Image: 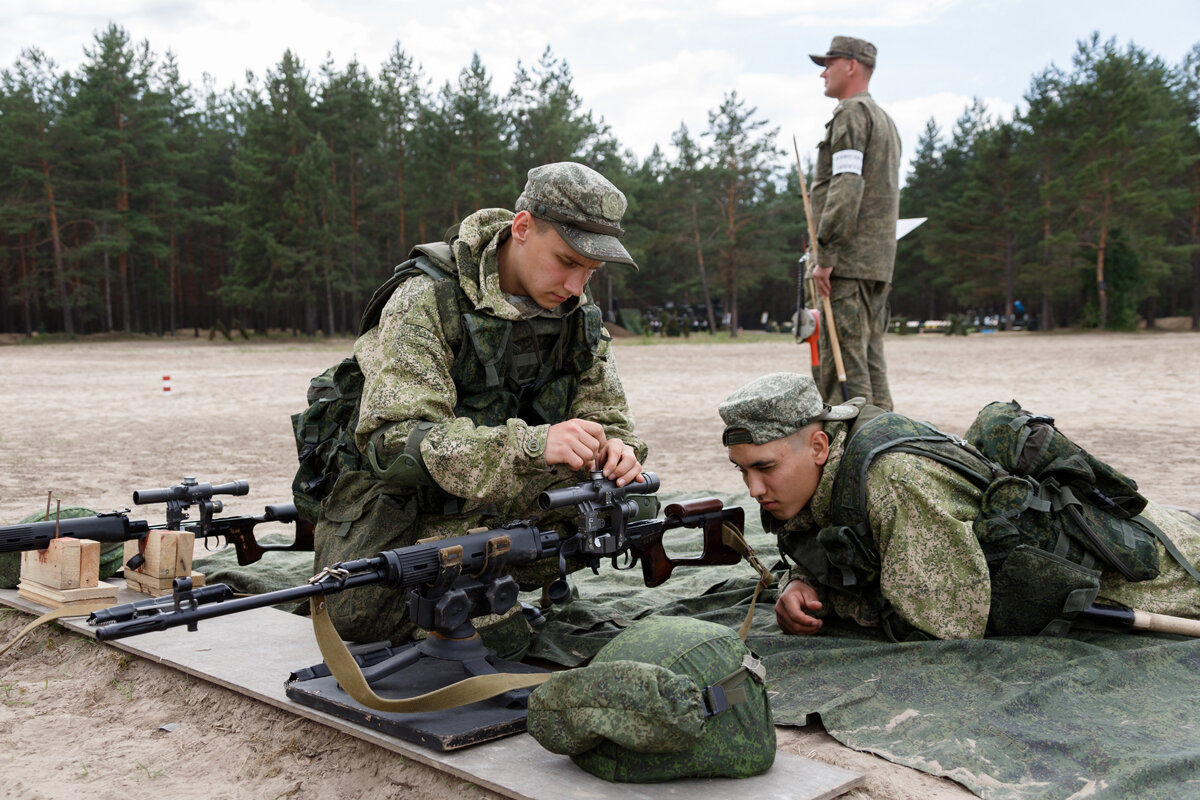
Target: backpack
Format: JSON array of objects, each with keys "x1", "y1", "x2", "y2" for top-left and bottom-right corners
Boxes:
[
  {"x1": 290, "y1": 245, "x2": 459, "y2": 523},
  {"x1": 526, "y1": 616, "x2": 775, "y2": 782},
  {"x1": 794, "y1": 400, "x2": 1197, "y2": 639}
]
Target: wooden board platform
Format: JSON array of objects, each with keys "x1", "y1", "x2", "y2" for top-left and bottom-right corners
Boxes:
[{"x1": 0, "y1": 584, "x2": 863, "y2": 800}]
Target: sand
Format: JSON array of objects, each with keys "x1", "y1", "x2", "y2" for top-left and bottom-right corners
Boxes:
[{"x1": 1, "y1": 327, "x2": 1197, "y2": 799}]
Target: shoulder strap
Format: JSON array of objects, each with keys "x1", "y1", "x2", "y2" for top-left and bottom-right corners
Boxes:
[
  {"x1": 358, "y1": 243, "x2": 459, "y2": 336},
  {"x1": 309, "y1": 596, "x2": 549, "y2": 712},
  {"x1": 832, "y1": 411, "x2": 998, "y2": 531}
]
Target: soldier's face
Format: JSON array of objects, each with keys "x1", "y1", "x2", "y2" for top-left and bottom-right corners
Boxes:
[
  {"x1": 728, "y1": 426, "x2": 829, "y2": 520},
  {"x1": 820, "y1": 57, "x2": 852, "y2": 99},
  {"x1": 504, "y1": 212, "x2": 601, "y2": 310}
]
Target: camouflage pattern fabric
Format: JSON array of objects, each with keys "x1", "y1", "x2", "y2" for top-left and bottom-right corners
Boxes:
[
  {"x1": 524, "y1": 489, "x2": 1200, "y2": 800},
  {"x1": 810, "y1": 90, "x2": 900, "y2": 410},
  {"x1": 528, "y1": 659, "x2": 707, "y2": 754},
  {"x1": 772, "y1": 427, "x2": 1200, "y2": 640},
  {"x1": 718, "y1": 370, "x2": 860, "y2": 446},
  {"x1": 810, "y1": 91, "x2": 901, "y2": 282},
  {"x1": 528, "y1": 615, "x2": 775, "y2": 782},
  {"x1": 816, "y1": 276, "x2": 893, "y2": 410},
  {"x1": 318, "y1": 207, "x2": 644, "y2": 644}
]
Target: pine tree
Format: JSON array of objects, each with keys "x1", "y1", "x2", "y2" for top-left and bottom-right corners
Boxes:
[
  {"x1": 0, "y1": 48, "x2": 77, "y2": 334},
  {"x1": 702, "y1": 91, "x2": 784, "y2": 335},
  {"x1": 372, "y1": 43, "x2": 427, "y2": 266}
]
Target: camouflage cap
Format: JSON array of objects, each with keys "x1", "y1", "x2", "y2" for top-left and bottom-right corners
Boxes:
[
  {"x1": 516, "y1": 162, "x2": 638, "y2": 270},
  {"x1": 809, "y1": 35, "x2": 878, "y2": 69},
  {"x1": 719, "y1": 372, "x2": 860, "y2": 446}
]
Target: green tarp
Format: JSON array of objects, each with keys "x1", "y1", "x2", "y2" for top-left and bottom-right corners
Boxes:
[{"x1": 198, "y1": 491, "x2": 1200, "y2": 799}]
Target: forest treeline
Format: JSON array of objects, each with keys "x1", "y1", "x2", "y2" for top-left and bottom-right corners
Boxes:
[{"x1": 1, "y1": 25, "x2": 1197, "y2": 337}]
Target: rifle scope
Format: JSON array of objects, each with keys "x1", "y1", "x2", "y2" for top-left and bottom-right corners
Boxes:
[
  {"x1": 133, "y1": 478, "x2": 250, "y2": 506},
  {"x1": 537, "y1": 471, "x2": 660, "y2": 512}
]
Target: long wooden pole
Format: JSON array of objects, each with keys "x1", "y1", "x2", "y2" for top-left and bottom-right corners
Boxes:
[{"x1": 793, "y1": 135, "x2": 849, "y2": 401}]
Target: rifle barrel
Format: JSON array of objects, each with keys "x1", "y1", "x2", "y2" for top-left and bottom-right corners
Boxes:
[{"x1": 0, "y1": 514, "x2": 149, "y2": 554}]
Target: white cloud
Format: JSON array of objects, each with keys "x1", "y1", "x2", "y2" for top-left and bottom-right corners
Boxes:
[{"x1": 710, "y1": 0, "x2": 966, "y2": 25}]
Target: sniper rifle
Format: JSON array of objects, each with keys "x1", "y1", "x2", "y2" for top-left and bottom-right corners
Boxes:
[
  {"x1": 88, "y1": 470, "x2": 752, "y2": 642},
  {"x1": 0, "y1": 477, "x2": 313, "y2": 567}
]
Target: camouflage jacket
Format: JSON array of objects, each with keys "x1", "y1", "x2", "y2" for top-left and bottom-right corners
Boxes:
[
  {"x1": 771, "y1": 422, "x2": 1200, "y2": 639},
  {"x1": 353, "y1": 208, "x2": 646, "y2": 508},
  {"x1": 810, "y1": 91, "x2": 901, "y2": 283}
]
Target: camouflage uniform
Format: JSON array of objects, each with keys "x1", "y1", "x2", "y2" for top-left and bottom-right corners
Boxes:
[
  {"x1": 721, "y1": 372, "x2": 1200, "y2": 640},
  {"x1": 810, "y1": 64, "x2": 901, "y2": 409},
  {"x1": 770, "y1": 420, "x2": 1200, "y2": 640},
  {"x1": 316, "y1": 166, "x2": 646, "y2": 645}
]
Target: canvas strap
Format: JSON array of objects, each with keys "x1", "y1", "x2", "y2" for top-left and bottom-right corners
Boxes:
[
  {"x1": 0, "y1": 601, "x2": 116, "y2": 658},
  {"x1": 309, "y1": 595, "x2": 551, "y2": 713},
  {"x1": 719, "y1": 521, "x2": 776, "y2": 640}
]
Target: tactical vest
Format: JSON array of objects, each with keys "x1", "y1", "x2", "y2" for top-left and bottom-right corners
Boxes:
[
  {"x1": 291, "y1": 240, "x2": 605, "y2": 522},
  {"x1": 781, "y1": 402, "x2": 1191, "y2": 640}
]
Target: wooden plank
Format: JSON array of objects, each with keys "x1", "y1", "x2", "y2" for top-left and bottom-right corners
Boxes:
[
  {"x1": 0, "y1": 586, "x2": 863, "y2": 800},
  {"x1": 123, "y1": 568, "x2": 206, "y2": 597},
  {"x1": 20, "y1": 537, "x2": 100, "y2": 589},
  {"x1": 124, "y1": 530, "x2": 194, "y2": 579},
  {"x1": 16, "y1": 580, "x2": 118, "y2": 608}
]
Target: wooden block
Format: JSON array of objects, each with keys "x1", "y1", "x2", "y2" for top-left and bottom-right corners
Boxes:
[
  {"x1": 124, "y1": 531, "x2": 195, "y2": 579},
  {"x1": 17, "y1": 579, "x2": 118, "y2": 609},
  {"x1": 20, "y1": 538, "x2": 101, "y2": 590},
  {"x1": 123, "y1": 569, "x2": 206, "y2": 597}
]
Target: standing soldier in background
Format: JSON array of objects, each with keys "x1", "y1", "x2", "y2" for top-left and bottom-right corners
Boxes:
[{"x1": 809, "y1": 36, "x2": 901, "y2": 410}]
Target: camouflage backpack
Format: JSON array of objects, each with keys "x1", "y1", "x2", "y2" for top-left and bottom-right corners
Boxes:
[
  {"x1": 526, "y1": 616, "x2": 776, "y2": 782},
  {"x1": 290, "y1": 243, "x2": 460, "y2": 523}
]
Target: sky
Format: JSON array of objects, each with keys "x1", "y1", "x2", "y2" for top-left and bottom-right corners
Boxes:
[{"x1": 3, "y1": 0, "x2": 1199, "y2": 184}]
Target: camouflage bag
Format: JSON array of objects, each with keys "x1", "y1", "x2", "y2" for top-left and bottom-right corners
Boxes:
[
  {"x1": 526, "y1": 616, "x2": 775, "y2": 782},
  {"x1": 966, "y1": 400, "x2": 1163, "y2": 583},
  {"x1": 290, "y1": 246, "x2": 459, "y2": 523}
]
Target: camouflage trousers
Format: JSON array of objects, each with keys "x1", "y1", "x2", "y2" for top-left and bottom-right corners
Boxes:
[
  {"x1": 312, "y1": 468, "x2": 580, "y2": 659},
  {"x1": 816, "y1": 277, "x2": 893, "y2": 411}
]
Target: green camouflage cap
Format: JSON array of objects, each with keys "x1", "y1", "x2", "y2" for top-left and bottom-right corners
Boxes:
[
  {"x1": 809, "y1": 35, "x2": 878, "y2": 68},
  {"x1": 719, "y1": 372, "x2": 860, "y2": 446},
  {"x1": 516, "y1": 162, "x2": 638, "y2": 270}
]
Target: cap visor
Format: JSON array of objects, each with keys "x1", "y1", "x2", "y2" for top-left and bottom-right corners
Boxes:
[
  {"x1": 551, "y1": 221, "x2": 639, "y2": 270},
  {"x1": 822, "y1": 403, "x2": 861, "y2": 421},
  {"x1": 809, "y1": 54, "x2": 829, "y2": 66}
]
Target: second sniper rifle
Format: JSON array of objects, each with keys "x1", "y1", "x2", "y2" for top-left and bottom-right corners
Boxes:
[
  {"x1": 0, "y1": 477, "x2": 313, "y2": 567},
  {"x1": 89, "y1": 470, "x2": 748, "y2": 643}
]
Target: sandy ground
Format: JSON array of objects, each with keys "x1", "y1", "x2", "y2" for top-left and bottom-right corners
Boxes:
[{"x1": 1, "y1": 327, "x2": 1198, "y2": 800}]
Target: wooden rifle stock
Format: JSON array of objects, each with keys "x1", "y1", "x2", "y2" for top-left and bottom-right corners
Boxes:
[{"x1": 632, "y1": 498, "x2": 745, "y2": 587}]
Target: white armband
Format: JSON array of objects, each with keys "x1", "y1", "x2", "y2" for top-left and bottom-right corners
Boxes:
[{"x1": 832, "y1": 149, "x2": 864, "y2": 176}]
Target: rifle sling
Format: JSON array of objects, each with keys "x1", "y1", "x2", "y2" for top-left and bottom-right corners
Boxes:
[
  {"x1": 1, "y1": 601, "x2": 117, "y2": 658},
  {"x1": 720, "y1": 521, "x2": 775, "y2": 641},
  {"x1": 309, "y1": 596, "x2": 551, "y2": 713}
]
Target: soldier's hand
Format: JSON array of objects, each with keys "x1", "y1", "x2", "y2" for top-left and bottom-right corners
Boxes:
[
  {"x1": 813, "y1": 265, "x2": 833, "y2": 298},
  {"x1": 596, "y1": 438, "x2": 644, "y2": 487},
  {"x1": 545, "y1": 419, "x2": 606, "y2": 471},
  {"x1": 776, "y1": 579, "x2": 824, "y2": 635}
]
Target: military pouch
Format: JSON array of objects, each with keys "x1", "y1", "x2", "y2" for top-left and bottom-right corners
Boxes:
[
  {"x1": 988, "y1": 545, "x2": 1100, "y2": 637},
  {"x1": 1051, "y1": 484, "x2": 1160, "y2": 582},
  {"x1": 317, "y1": 470, "x2": 416, "y2": 543},
  {"x1": 778, "y1": 524, "x2": 880, "y2": 592}
]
